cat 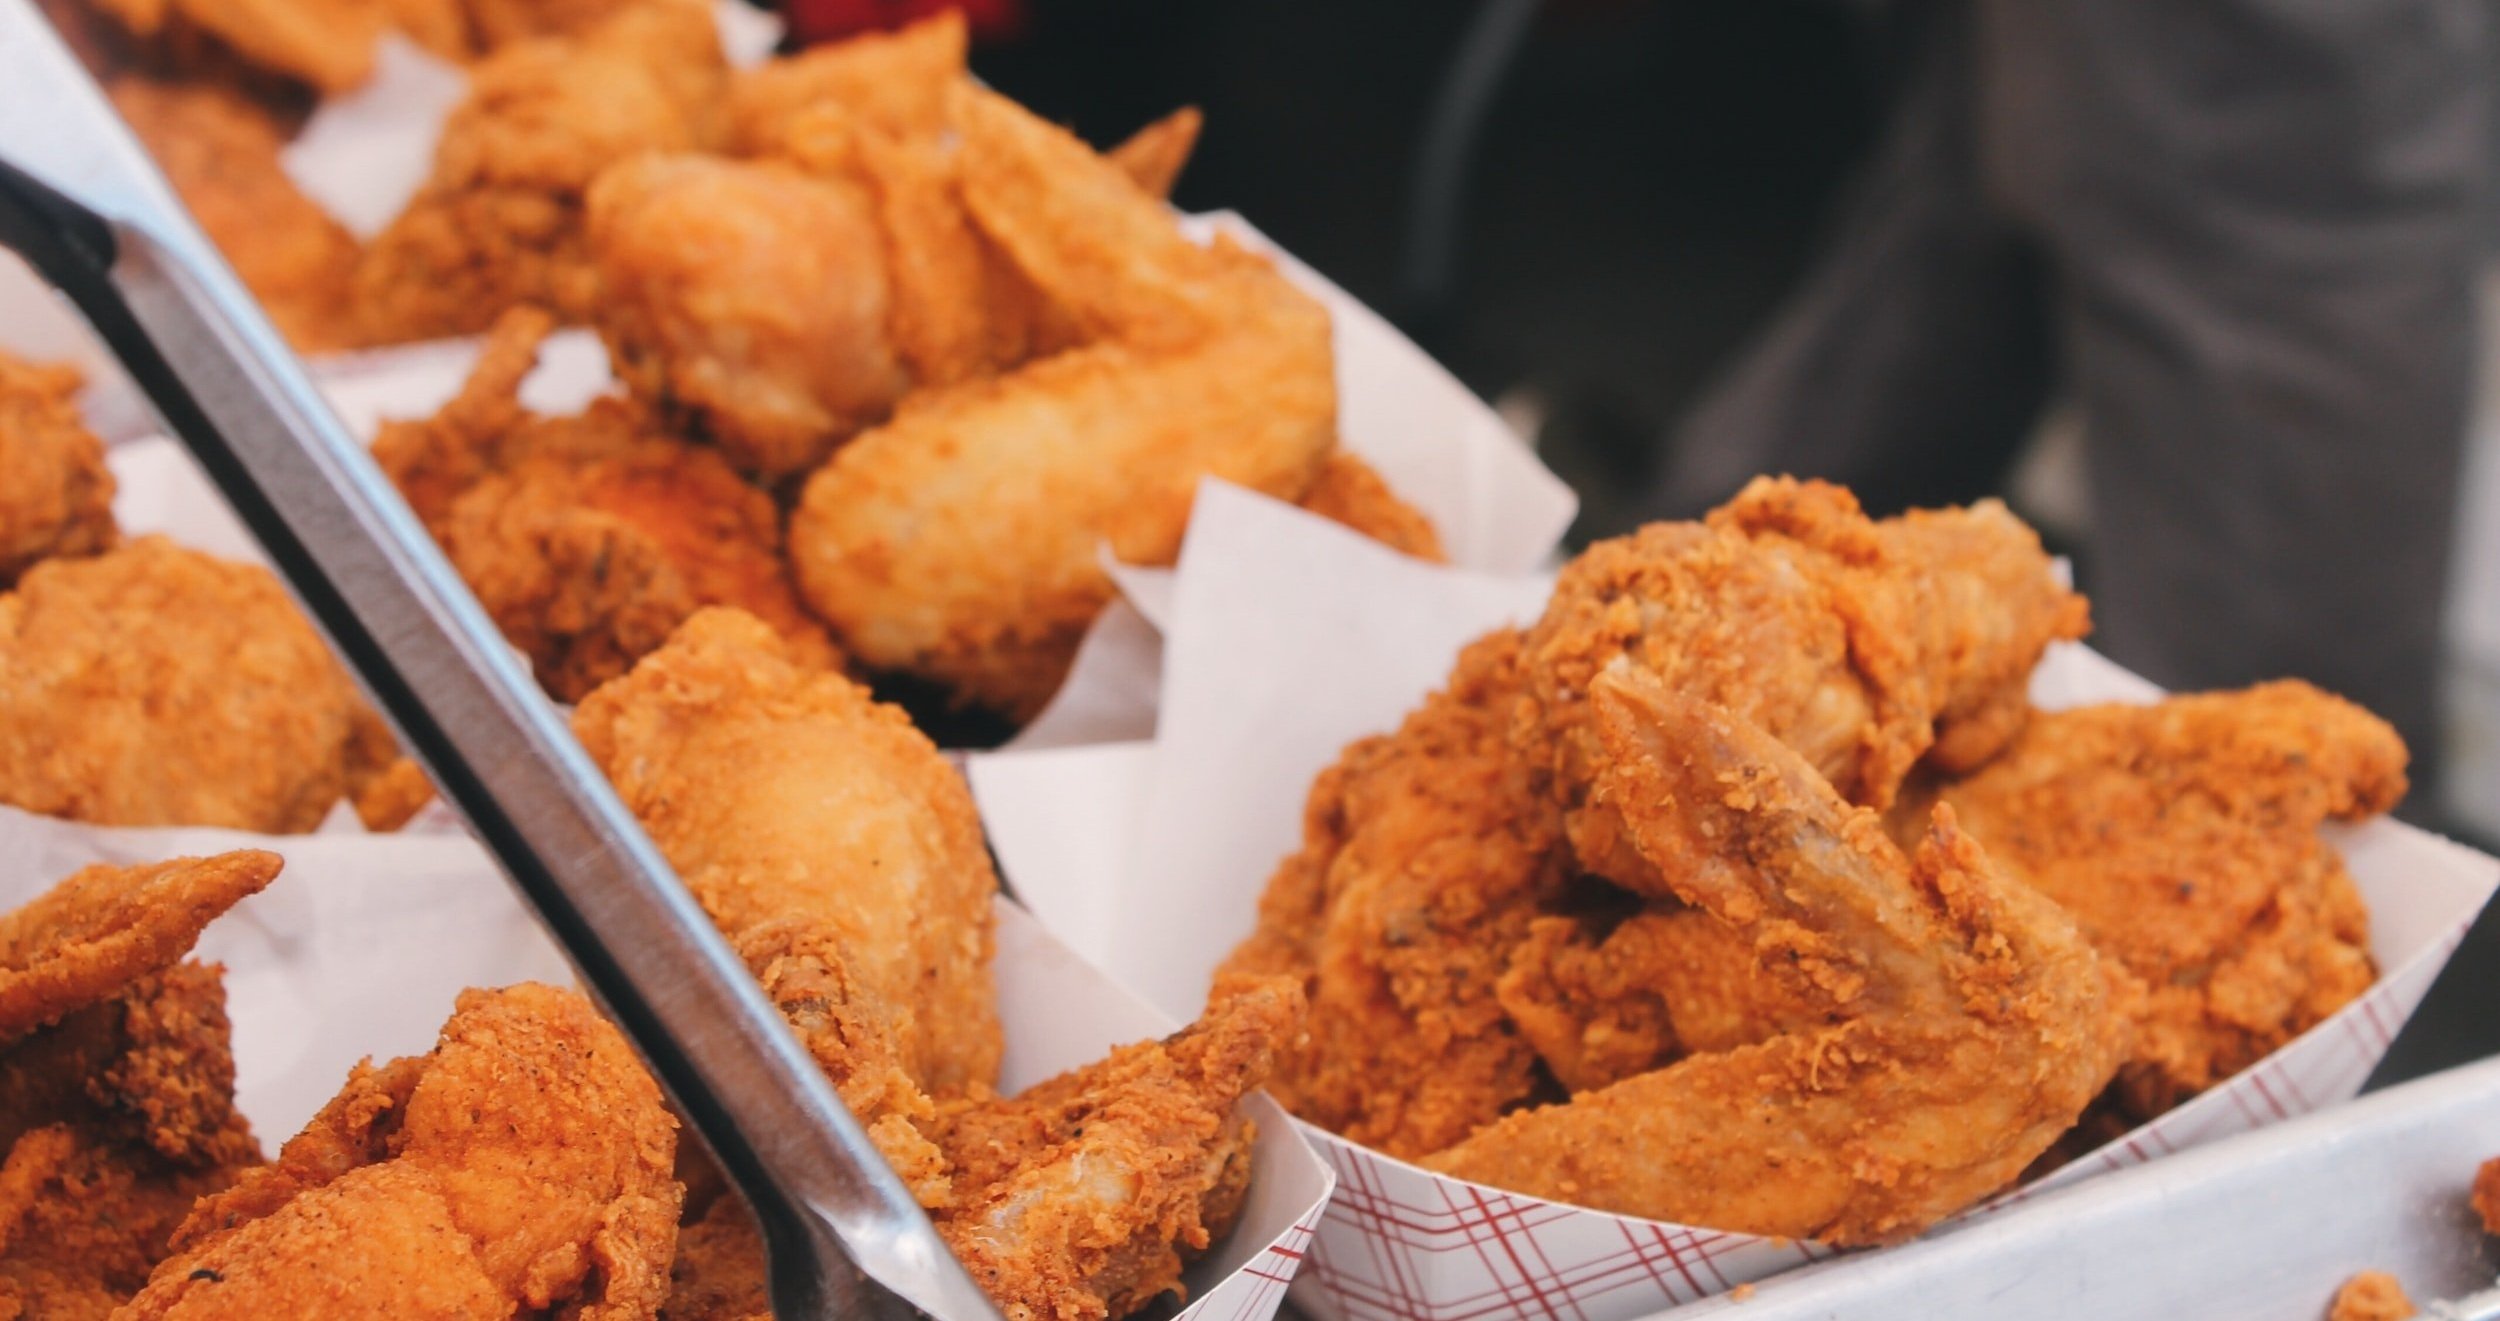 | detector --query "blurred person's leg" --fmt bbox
[1980,0,2487,784]
[1651,0,2054,519]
